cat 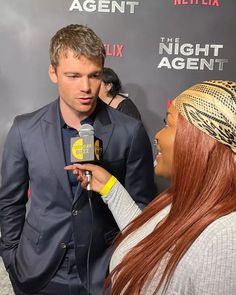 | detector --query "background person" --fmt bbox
[66,80,236,295]
[0,24,155,295]
[99,67,142,120]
